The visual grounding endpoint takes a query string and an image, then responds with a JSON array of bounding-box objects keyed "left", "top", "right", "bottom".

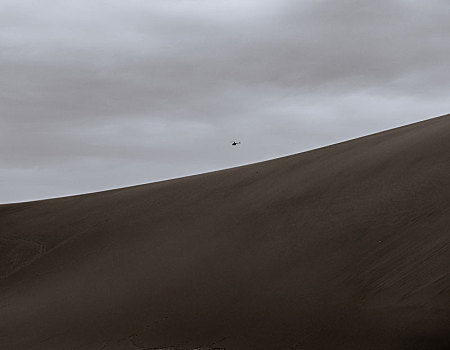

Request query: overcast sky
[{"left": 1, "top": 0, "right": 449, "bottom": 203}]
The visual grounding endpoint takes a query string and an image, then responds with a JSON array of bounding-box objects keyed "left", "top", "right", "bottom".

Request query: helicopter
[{"left": 231, "top": 141, "right": 241, "bottom": 146}]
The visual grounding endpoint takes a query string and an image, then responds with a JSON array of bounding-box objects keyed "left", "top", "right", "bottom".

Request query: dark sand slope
[{"left": 1, "top": 115, "right": 449, "bottom": 350}]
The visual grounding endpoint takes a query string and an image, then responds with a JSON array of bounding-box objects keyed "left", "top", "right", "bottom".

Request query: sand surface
[{"left": 1, "top": 114, "right": 449, "bottom": 349}]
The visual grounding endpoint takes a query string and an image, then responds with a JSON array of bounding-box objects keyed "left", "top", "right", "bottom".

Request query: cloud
[{"left": 1, "top": 0, "right": 449, "bottom": 202}]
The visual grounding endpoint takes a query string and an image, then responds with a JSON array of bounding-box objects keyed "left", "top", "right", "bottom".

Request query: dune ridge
[{"left": 1, "top": 114, "right": 449, "bottom": 349}]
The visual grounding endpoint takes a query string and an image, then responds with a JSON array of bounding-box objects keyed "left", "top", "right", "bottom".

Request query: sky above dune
[{"left": 1, "top": 0, "right": 449, "bottom": 203}]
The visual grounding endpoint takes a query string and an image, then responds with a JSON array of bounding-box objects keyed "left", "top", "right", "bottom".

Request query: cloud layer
[{"left": 1, "top": 0, "right": 449, "bottom": 203}]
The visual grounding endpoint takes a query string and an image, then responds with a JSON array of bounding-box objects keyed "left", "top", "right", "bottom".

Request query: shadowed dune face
[{"left": 0, "top": 114, "right": 449, "bottom": 349}]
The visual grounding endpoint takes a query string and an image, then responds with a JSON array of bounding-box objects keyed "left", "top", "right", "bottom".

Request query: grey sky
[{"left": 1, "top": 0, "right": 449, "bottom": 203}]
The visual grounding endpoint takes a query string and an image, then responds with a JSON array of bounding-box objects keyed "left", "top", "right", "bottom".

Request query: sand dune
[{"left": 1, "top": 114, "right": 449, "bottom": 349}]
